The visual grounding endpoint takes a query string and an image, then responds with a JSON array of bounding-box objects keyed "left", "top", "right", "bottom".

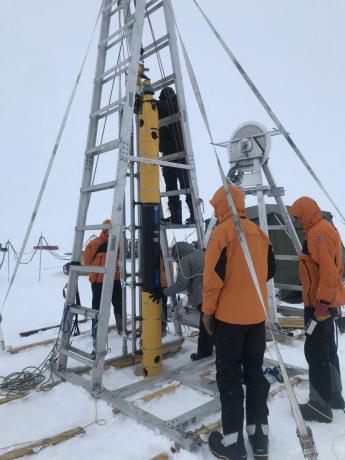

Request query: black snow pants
[
  {"left": 162, "top": 163, "right": 192, "bottom": 210},
  {"left": 304, "top": 307, "right": 342, "bottom": 406},
  {"left": 197, "top": 310, "right": 214, "bottom": 358},
  {"left": 91, "top": 280, "right": 122, "bottom": 316},
  {"left": 215, "top": 319, "right": 270, "bottom": 435}
]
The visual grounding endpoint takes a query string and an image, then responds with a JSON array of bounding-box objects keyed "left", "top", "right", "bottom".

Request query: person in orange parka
[
  {"left": 202, "top": 185, "right": 275, "bottom": 460},
  {"left": 289, "top": 196, "right": 345, "bottom": 422},
  {"left": 83, "top": 219, "right": 122, "bottom": 335}
]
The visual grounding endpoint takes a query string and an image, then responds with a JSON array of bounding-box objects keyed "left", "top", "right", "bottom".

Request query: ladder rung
[
  {"left": 99, "top": 57, "right": 131, "bottom": 83},
  {"left": 268, "top": 225, "right": 286, "bottom": 230},
  {"left": 275, "top": 255, "right": 299, "bottom": 261},
  {"left": 60, "top": 346, "right": 95, "bottom": 366},
  {"left": 90, "top": 98, "right": 126, "bottom": 120},
  {"left": 275, "top": 283, "right": 302, "bottom": 292},
  {"left": 103, "top": 0, "right": 131, "bottom": 16},
  {"left": 106, "top": 0, "right": 162, "bottom": 18},
  {"left": 161, "top": 151, "right": 186, "bottom": 162},
  {"left": 102, "top": 65, "right": 129, "bottom": 85},
  {"left": 82, "top": 181, "right": 116, "bottom": 193},
  {"left": 161, "top": 223, "right": 196, "bottom": 229},
  {"left": 70, "top": 265, "right": 106, "bottom": 274},
  {"left": 101, "top": 21, "right": 134, "bottom": 51},
  {"left": 123, "top": 155, "right": 194, "bottom": 170},
  {"left": 145, "top": 0, "right": 163, "bottom": 17},
  {"left": 86, "top": 139, "right": 120, "bottom": 156},
  {"left": 142, "top": 34, "right": 169, "bottom": 60},
  {"left": 76, "top": 224, "right": 111, "bottom": 232},
  {"left": 159, "top": 112, "right": 181, "bottom": 128},
  {"left": 152, "top": 74, "right": 175, "bottom": 92},
  {"left": 126, "top": 0, "right": 163, "bottom": 22},
  {"left": 69, "top": 305, "right": 99, "bottom": 318},
  {"left": 161, "top": 188, "right": 191, "bottom": 198}
]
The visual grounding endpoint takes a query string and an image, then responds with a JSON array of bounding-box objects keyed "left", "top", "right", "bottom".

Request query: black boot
[
  {"left": 185, "top": 196, "right": 195, "bottom": 224},
  {"left": 331, "top": 392, "right": 345, "bottom": 410},
  {"left": 208, "top": 431, "right": 247, "bottom": 460},
  {"left": 191, "top": 352, "right": 212, "bottom": 361},
  {"left": 299, "top": 400, "right": 333, "bottom": 423},
  {"left": 114, "top": 313, "right": 123, "bottom": 335},
  {"left": 161, "top": 201, "right": 182, "bottom": 225},
  {"left": 247, "top": 425, "right": 269, "bottom": 459}
]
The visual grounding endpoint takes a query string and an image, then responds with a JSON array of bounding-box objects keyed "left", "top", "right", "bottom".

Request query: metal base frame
[{"left": 53, "top": 352, "right": 306, "bottom": 452}]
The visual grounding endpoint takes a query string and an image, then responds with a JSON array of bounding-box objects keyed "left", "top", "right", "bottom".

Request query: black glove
[
  {"left": 149, "top": 286, "right": 164, "bottom": 303},
  {"left": 203, "top": 314, "right": 215, "bottom": 335}
]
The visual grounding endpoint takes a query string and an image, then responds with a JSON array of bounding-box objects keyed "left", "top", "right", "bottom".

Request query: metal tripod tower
[
  {"left": 227, "top": 121, "right": 302, "bottom": 323},
  {"left": 55, "top": 0, "right": 205, "bottom": 390}
]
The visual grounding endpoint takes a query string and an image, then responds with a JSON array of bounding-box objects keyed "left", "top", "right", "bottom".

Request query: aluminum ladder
[{"left": 55, "top": 0, "right": 205, "bottom": 390}]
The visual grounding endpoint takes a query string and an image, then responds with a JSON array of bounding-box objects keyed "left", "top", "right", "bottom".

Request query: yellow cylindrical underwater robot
[{"left": 138, "top": 72, "right": 162, "bottom": 377}]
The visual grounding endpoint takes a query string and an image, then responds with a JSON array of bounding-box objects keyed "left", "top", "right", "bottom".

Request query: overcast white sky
[{"left": 1, "top": 0, "right": 345, "bottom": 253}]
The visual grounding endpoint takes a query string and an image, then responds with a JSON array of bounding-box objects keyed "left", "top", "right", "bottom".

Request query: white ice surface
[{"left": 1, "top": 264, "right": 345, "bottom": 459}]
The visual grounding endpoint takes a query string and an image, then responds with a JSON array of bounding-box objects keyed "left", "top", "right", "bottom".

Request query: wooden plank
[
  {"left": 9, "top": 325, "right": 118, "bottom": 355},
  {"left": 278, "top": 317, "right": 304, "bottom": 329},
  {"left": 139, "top": 383, "right": 181, "bottom": 403},
  {"left": 150, "top": 454, "right": 171, "bottom": 460},
  {"left": 1, "top": 427, "right": 85, "bottom": 459},
  {"left": 0, "top": 339, "right": 184, "bottom": 406},
  {"left": 8, "top": 338, "right": 62, "bottom": 354},
  {"left": 0, "top": 382, "right": 60, "bottom": 406},
  {"left": 19, "top": 320, "right": 88, "bottom": 337}
]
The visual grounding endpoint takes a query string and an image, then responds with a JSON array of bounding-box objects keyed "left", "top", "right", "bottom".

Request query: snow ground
[{"left": 1, "top": 263, "right": 345, "bottom": 459}]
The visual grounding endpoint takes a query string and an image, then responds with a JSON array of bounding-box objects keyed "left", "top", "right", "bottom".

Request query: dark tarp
[{"left": 246, "top": 205, "right": 344, "bottom": 303}]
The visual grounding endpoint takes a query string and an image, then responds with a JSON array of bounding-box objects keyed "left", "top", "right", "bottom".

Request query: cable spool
[{"left": 229, "top": 121, "right": 271, "bottom": 164}]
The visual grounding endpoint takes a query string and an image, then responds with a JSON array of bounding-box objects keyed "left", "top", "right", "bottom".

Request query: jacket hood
[
  {"left": 210, "top": 185, "right": 245, "bottom": 222},
  {"left": 171, "top": 242, "right": 194, "bottom": 260},
  {"left": 100, "top": 219, "right": 111, "bottom": 238},
  {"left": 159, "top": 87, "right": 176, "bottom": 101},
  {"left": 288, "top": 197, "right": 323, "bottom": 231}
]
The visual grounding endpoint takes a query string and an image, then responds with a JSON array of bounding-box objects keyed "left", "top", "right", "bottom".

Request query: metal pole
[
  {"left": 121, "top": 202, "right": 128, "bottom": 355},
  {"left": 0, "top": 317, "right": 5, "bottom": 351},
  {"left": 7, "top": 242, "right": 10, "bottom": 283},
  {"left": 38, "top": 233, "right": 42, "bottom": 282},
  {"left": 130, "top": 134, "right": 137, "bottom": 357}
]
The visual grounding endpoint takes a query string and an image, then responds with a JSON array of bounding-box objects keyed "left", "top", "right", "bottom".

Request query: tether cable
[
  {"left": 0, "top": 1, "right": 104, "bottom": 350},
  {"left": 192, "top": 0, "right": 345, "bottom": 226},
  {"left": 168, "top": 5, "right": 318, "bottom": 457}
]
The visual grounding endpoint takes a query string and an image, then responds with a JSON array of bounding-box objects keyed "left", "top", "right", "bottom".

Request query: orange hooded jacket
[
  {"left": 83, "top": 219, "right": 120, "bottom": 284},
  {"left": 289, "top": 197, "right": 345, "bottom": 308},
  {"left": 202, "top": 186, "right": 273, "bottom": 325}
]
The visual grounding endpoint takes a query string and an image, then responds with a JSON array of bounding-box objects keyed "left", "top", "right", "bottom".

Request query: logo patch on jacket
[{"left": 315, "top": 235, "right": 325, "bottom": 243}]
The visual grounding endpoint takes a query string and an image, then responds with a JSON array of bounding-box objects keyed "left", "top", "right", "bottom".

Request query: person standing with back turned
[
  {"left": 289, "top": 196, "right": 345, "bottom": 423},
  {"left": 83, "top": 219, "right": 123, "bottom": 336},
  {"left": 202, "top": 185, "right": 276, "bottom": 460}
]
